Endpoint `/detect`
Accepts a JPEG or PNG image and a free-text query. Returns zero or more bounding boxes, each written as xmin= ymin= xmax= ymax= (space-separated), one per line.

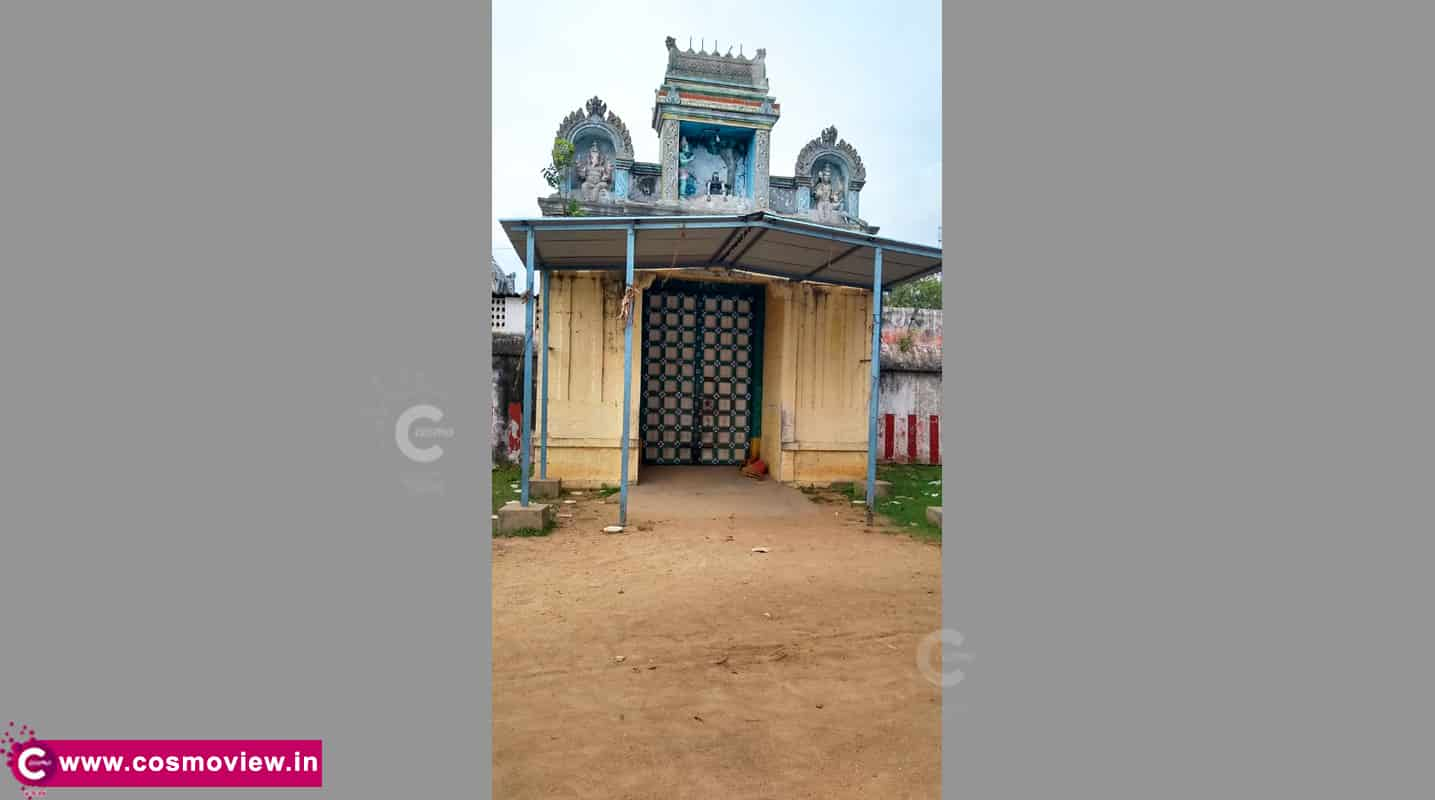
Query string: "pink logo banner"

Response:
xmin=7 ymin=739 xmax=322 ymax=789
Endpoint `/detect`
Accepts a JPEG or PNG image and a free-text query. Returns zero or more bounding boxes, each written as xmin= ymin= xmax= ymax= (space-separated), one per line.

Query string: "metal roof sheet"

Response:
xmin=498 ymin=212 xmax=940 ymax=290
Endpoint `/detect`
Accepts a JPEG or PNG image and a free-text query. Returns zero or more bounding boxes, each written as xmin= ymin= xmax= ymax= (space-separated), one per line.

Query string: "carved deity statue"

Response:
xmin=718 ymin=139 xmax=744 ymax=197
xmin=678 ymin=136 xmax=695 ymax=197
xmin=812 ymin=163 xmax=845 ymax=223
xmin=576 ymin=141 xmax=613 ymax=201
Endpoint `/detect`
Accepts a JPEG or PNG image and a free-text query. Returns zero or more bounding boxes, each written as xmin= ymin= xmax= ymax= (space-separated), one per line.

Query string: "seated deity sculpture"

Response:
xmin=811 ymin=164 xmax=846 ymax=223
xmin=576 ymin=141 xmax=613 ymax=202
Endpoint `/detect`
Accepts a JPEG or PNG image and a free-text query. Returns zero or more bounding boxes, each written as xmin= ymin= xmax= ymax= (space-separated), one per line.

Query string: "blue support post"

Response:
xmin=520 ymin=229 xmax=535 ymax=506
xmin=618 ymin=225 xmax=636 ymax=526
xmin=540 ymin=267 xmax=551 ymax=479
xmin=866 ymin=247 xmax=883 ymax=525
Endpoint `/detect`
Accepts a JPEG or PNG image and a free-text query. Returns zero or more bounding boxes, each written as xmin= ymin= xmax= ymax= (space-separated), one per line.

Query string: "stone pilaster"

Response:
xmin=753 ymin=129 xmax=771 ymax=210
xmin=659 ymin=118 xmax=679 ymax=205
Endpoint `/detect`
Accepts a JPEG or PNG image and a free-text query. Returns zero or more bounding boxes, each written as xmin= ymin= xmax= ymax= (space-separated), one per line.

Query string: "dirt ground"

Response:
xmin=493 ymin=466 xmax=942 ymax=799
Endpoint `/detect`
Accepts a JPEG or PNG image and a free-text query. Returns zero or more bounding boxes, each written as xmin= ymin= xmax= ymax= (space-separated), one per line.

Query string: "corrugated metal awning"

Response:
xmin=498 ymin=212 xmax=941 ymax=290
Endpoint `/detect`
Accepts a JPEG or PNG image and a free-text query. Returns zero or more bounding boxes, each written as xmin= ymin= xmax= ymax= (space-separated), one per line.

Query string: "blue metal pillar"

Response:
xmin=866 ymin=247 xmax=883 ymax=525
xmin=618 ymin=225 xmax=636 ymax=526
xmin=539 ymin=267 xmax=551 ymax=479
xmin=520 ymin=229 xmax=535 ymax=506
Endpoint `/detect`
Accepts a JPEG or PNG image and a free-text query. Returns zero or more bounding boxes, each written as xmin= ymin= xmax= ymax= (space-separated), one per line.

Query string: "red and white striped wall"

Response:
xmin=876 ymin=365 xmax=941 ymax=465
xmin=877 ymin=412 xmax=941 ymax=465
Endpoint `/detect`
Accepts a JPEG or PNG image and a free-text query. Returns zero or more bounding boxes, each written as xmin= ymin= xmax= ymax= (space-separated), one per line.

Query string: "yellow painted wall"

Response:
xmin=542 ymin=269 xmax=873 ymax=488
xmin=787 ymin=451 xmax=869 ymax=486
xmin=762 ymin=281 xmax=873 ymax=486
xmin=760 ymin=282 xmax=790 ymax=478
xmin=541 ymin=272 xmax=643 ymax=487
xmin=545 ymin=444 xmax=641 ymax=489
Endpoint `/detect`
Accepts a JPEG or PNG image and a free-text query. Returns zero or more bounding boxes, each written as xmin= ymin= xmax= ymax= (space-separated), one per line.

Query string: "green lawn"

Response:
xmin=494 ymin=466 xmax=618 ymax=507
xmin=493 ymin=464 xmax=521 ymax=513
xmin=846 ymin=464 xmax=943 ymax=541
xmin=491 ymin=465 xmax=558 ymax=536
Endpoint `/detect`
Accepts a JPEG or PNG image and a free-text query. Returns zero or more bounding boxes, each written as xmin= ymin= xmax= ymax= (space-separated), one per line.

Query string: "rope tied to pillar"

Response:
xmin=618 ymin=285 xmax=638 ymax=327
xmin=619 ymin=225 xmax=680 ymax=326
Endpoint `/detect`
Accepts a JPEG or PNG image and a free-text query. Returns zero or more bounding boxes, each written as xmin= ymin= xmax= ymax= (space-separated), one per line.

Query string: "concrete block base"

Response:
xmin=528 ymin=478 xmax=561 ymax=499
xmin=497 ymin=501 xmax=555 ymax=534
xmin=926 ymin=506 xmax=943 ymax=526
xmin=855 ymin=480 xmax=892 ymax=501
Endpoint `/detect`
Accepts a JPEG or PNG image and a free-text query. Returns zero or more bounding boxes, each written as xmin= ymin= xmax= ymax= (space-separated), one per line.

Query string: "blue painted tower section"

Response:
xmin=677 ymin=121 xmax=756 ymax=199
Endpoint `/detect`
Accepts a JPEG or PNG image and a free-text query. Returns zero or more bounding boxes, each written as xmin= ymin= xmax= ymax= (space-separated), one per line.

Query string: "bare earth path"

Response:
xmin=493 ymin=467 xmax=942 ymax=799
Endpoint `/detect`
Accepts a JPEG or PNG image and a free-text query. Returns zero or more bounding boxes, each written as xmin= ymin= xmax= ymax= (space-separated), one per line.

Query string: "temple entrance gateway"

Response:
xmin=640 ymin=280 xmax=763 ymax=466
xmin=496 ymin=35 xmax=941 ymax=530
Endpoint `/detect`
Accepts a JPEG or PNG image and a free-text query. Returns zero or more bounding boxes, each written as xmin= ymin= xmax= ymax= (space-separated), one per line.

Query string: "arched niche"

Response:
xmin=794 ymin=125 xmax=866 ymax=186
xmin=553 ymin=96 xmax=635 ymax=202
xmin=794 ymin=126 xmax=867 ymax=224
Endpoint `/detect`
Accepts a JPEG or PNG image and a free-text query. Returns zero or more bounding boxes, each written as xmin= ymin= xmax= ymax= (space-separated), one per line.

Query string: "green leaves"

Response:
xmin=886 ymin=276 xmax=942 ymax=309
xmin=541 ymin=137 xmax=577 ymax=190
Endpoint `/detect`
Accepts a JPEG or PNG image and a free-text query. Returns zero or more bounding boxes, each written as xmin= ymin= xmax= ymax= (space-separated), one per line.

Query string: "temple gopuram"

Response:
xmin=537 ymin=36 xmax=874 ymax=232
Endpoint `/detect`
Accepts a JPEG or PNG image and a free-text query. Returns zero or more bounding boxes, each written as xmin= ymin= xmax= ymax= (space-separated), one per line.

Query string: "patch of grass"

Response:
xmin=492 ymin=465 xmax=557 ymax=536
xmin=596 ymin=484 xmax=620 ymax=498
xmin=843 ymin=465 xmax=943 ymax=542
xmin=493 ymin=464 xmax=521 ymax=514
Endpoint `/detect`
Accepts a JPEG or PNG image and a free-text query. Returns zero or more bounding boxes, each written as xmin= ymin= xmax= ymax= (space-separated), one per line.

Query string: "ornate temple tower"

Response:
xmin=537 ymin=36 xmax=874 ymax=232
xmin=651 ymin=37 xmax=779 ymax=211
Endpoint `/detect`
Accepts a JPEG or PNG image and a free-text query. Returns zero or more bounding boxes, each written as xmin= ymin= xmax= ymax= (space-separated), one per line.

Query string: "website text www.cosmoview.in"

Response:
xmin=7 ymin=739 xmax=322 ymax=789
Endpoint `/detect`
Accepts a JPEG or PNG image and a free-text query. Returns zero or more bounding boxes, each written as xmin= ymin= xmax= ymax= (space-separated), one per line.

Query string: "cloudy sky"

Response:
xmin=492 ymin=0 xmax=941 ymax=288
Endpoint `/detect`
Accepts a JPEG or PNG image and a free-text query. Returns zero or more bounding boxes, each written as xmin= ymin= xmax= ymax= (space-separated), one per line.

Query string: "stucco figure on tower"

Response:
xmin=576 ymin=141 xmax=613 ymax=201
